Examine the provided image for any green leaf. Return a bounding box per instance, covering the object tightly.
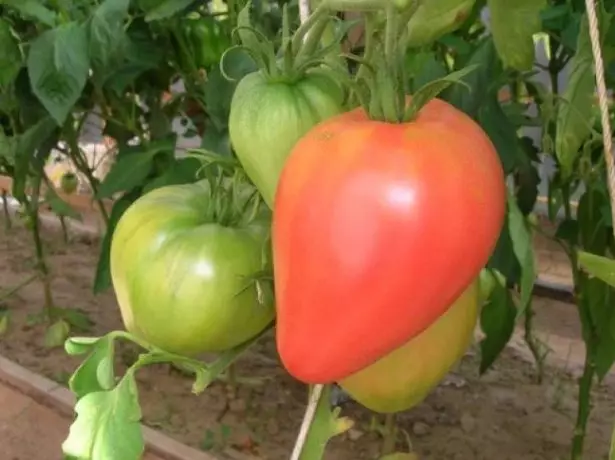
[93,193,138,293]
[487,220,521,284]
[298,385,353,460]
[488,0,547,71]
[507,193,535,317]
[88,0,131,79]
[409,52,448,92]
[142,157,201,193]
[579,276,615,379]
[0,0,56,26]
[404,65,477,120]
[0,310,11,336]
[12,117,57,202]
[62,373,144,460]
[577,187,609,254]
[144,0,196,21]
[68,335,116,399]
[96,138,176,199]
[44,319,70,348]
[54,307,93,331]
[443,38,501,118]
[0,19,22,88]
[578,251,615,288]
[477,96,523,174]
[27,22,90,125]
[479,277,517,373]
[555,10,612,177]
[44,188,82,220]
[65,337,101,356]
[406,0,476,48]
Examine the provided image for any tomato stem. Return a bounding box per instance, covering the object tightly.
[2,190,11,230]
[381,413,397,455]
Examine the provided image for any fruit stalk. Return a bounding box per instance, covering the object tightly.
[290,384,326,460]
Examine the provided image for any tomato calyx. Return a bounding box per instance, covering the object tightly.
[190,152,267,228]
[347,4,479,124]
[222,1,346,86]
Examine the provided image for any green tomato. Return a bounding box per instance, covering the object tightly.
[60,172,78,194]
[229,70,345,209]
[110,181,275,356]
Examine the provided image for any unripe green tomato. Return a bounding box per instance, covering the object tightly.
[60,172,78,195]
[110,181,276,356]
[229,70,345,208]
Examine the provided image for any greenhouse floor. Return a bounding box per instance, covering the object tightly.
[0,380,169,460]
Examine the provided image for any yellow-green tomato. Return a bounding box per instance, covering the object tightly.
[110,181,275,356]
[338,281,479,413]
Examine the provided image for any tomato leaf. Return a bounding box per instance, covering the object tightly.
[577,187,610,254]
[555,9,612,177]
[0,310,11,337]
[144,0,196,21]
[507,193,535,317]
[88,0,131,82]
[68,335,116,399]
[44,187,82,220]
[298,385,353,460]
[12,117,57,202]
[479,277,517,373]
[44,319,71,348]
[0,0,56,26]
[93,192,138,293]
[62,373,144,460]
[578,276,615,380]
[142,157,201,194]
[65,337,102,356]
[27,22,90,126]
[0,19,22,88]
[477,96,524,174]
[406,0,475,48]
[404,65,477,120]
[487,0,547,71]
[444,38,500,118]
[96,137,176,199]
[578,251,615,288]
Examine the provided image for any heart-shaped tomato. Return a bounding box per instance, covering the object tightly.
[272,98,506,383]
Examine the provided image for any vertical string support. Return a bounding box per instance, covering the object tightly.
[288,2,327,459]
[584,0,615,232]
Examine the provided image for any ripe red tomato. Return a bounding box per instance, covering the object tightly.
[272,98,506,384]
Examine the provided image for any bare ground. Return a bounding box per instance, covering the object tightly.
[0,214,614,460]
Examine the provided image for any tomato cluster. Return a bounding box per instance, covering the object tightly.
[110,35,506,415]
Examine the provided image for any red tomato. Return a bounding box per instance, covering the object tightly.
[272,98,506,384]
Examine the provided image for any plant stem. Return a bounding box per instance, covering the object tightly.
[66,128,110,227]
[59,215,69,243]
[571,343,595,460]
[523,299,545,384]
[0,273,38,302]
[290,384,326,460]
[381,413,397,456]
[27,178,54,319]
[2,190,11,230]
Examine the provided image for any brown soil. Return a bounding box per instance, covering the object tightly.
[1,215,614,460]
